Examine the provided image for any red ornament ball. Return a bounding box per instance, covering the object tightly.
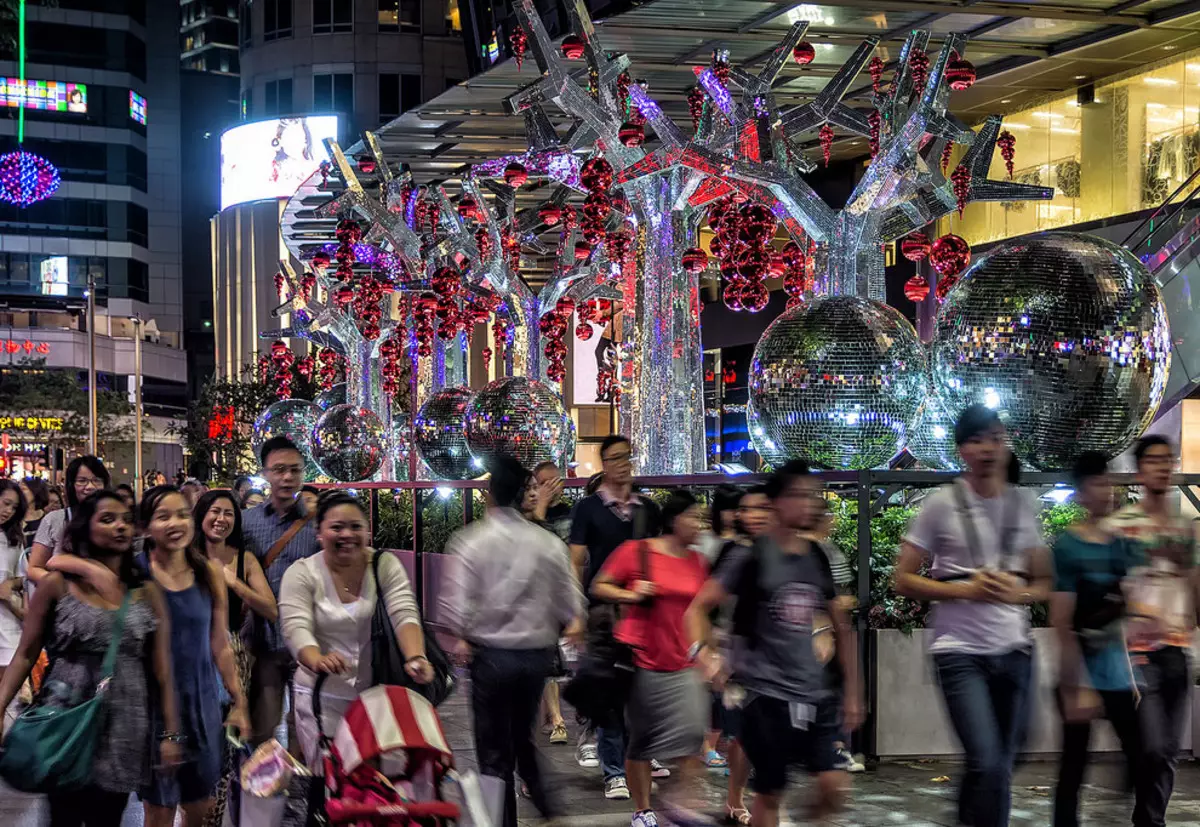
[946,55,977,92]
[538,203,562,226]
[457,195,480,221]
[580,157,614,193]
[722,283,744,312]
[792,42,816,66]
[903,274,930,302]
[357,157,377,174]
[503,161,528,188]
[574,240,593,261]
[576,323,594,341]
[900,231,931,262]
[561,34,585,60]
[741,281,770,313]
[610,193,631,216]
[930,233,971,277]
[681,247,708,274]
[619,122,645,148]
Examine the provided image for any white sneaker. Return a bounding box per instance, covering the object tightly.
[605,776,631,800]
[632,810,658,827]
[577,742,600,768]
[650,759,671,779]
[834,748,865,773]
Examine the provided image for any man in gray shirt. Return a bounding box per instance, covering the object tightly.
[441,455,584,827]
[895,404,1051,827]
[685,460,860,827]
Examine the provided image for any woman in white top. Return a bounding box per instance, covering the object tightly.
[26,456,110,585]
[280,492,433,768]
[0,480,27,684]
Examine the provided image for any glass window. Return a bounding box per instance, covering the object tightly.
[314,0,353,33]
[264,79,293,116]
[264,0,292,41]
[240,0,252,45]
[379,72,400,124]
[446,0,460,32]
[401,74,421,114]
[378,0,419,32]
[315,72,352,116]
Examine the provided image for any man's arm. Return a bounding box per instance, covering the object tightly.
[829,595,862,731]
[894,541,983,602]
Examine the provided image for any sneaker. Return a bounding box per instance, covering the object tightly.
[632,810,659,827]
[577,742,600,768]
[833,748,865,773]
[650,759,671,779]
[550,723,569,744]
[605,776,631,800]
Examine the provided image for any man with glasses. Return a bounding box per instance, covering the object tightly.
[568,435,662,800]
[242,436,320,746]
[1107,435,1195,826]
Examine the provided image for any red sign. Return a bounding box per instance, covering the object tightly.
[208,406,236,443]
[3,340,50,355]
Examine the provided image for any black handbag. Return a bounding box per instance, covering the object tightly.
[370,551,456,706]
[1073,540,1128,641]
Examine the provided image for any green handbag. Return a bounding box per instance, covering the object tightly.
[0,593,130,793]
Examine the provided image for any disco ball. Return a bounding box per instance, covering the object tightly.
[931,231,1170,470]
[747,296,926,469]
[313,382,347,411]
[252,399,322,480]
[414,386,480,480]
[310,404,387,482]
[465,376,576,469]
[907,391,959,470]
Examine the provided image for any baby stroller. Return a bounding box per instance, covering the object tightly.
[317,682,464,827]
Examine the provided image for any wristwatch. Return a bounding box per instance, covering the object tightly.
[687,641,705,662]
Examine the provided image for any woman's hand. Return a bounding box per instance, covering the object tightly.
[313,652,349,674]
[405,655,434,684]
[629,580,656,602]
[224,703,251,741]
[158,738,185,774]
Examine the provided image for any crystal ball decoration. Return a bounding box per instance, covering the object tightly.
[748,297,927,469]
[252,399,323,480]
[414,386,480,480]
[465,376,577,469]
[931,231,1170,470]
[313,382,347,411]
[907,391,960,470]
[310,404,387,481]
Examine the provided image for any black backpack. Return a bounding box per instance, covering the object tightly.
[729,537,835,647]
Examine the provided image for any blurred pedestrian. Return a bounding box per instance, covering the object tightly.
[242,489,266,510]
[299,485,320,517]
[0,480,27,698]
[442,456,582,827]
[232,475,254,506]
[1051,452,1142,827]
[115,484,137,512]
[1108,435,1195,826]
[894,405,1051,827]
[18,476,48,548]
[27,456,110,585]
[699,486,742,770]
[592,489,709,827]
[181,479,208,509]
[45,485,64,513]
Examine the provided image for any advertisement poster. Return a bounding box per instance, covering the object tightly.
[220,115,339,209]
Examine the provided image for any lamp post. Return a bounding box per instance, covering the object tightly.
[130,316,144,497]
[86,271,97,454]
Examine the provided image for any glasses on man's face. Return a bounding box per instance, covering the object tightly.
[269,464,304,477]
[602,452,632,465]
[1142,453,1179,469]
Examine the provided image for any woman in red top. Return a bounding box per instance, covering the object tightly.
[592,490,709,827]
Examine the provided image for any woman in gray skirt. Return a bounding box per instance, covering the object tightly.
[592,490,709,827]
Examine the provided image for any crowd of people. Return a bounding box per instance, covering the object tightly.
[0,407,1195,827]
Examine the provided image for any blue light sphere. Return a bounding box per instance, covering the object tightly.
[310,404,387,481]
[414,386,480,480]
[931,231,1171,470]
[0,151,61,207]
[465,376,576,470]
[313,382,347,411]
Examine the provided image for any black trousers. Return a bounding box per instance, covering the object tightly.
[48,788,130,827]
[1136,646,1190,827]
[1054,688,1141,827]
[470,645,558,827]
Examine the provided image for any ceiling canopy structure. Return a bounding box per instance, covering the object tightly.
[363,0,1200,183]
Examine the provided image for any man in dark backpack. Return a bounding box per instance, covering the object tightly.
[684,460,861,827]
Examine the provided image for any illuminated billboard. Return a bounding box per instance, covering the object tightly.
[39,256,68,296]
[129,91,146,125]
[220,115,339,210]
[0,78,87,112]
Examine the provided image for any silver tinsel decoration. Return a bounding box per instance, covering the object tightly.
[748,296,926,469]
[465,376,577,470]
[391,420,412,482]
[414,386,481,481]
[310,403,387,481]
[313,382,348,411]
[252,399,323,480]
[932,231,1170,470]
[907,390,960,470]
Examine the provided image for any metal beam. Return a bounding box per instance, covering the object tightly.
[737,2,801,33]
[1150,0,1200,24]
[1047,23,1137,56]
[673,39,722,65]
[966,16,1017,37]
[733,0,1151,27]
[883,13,945,39]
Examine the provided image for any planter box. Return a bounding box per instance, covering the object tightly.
[872,628,1193,758]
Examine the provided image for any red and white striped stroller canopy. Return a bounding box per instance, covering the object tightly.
[332,685,454,776]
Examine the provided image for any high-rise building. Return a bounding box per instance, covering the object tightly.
[182,0,242,75]
[0,0,187,480]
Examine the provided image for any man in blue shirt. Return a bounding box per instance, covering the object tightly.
[1050,451,1142,827]
[241,436,320,746]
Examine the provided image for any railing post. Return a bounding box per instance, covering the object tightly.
[413,488,424,607]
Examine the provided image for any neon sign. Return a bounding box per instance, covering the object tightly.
[0,415,63,431]
[2,340,51,355]
[0,78,87,113]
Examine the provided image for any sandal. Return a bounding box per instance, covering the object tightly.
[724,805,751,826]
[705,749,728,769]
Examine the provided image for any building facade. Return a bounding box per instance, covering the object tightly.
[0,0,186,480]
[182,0,241,75]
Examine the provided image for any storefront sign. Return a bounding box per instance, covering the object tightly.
[0,415,63,431]
[2,340,51,355]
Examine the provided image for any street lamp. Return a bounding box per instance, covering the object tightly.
[129,316,144,497]
[86,272,97,454]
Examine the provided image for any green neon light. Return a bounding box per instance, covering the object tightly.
[18,0,25,143]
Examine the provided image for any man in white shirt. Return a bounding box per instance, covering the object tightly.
[441,455,585,827]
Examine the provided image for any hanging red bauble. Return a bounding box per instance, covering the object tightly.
[936,275,959,302]
[580,157,614,193]
[867,109,881,159]
[792,42,815,65]
[581,219,605,244]
[333,286,354,309]
[903,274,930,302]
[713,58,731,86]
[311,252,330,272]
[687,86,705,132]
[583,191,611,220]
[271,340,288,359]
[869,56,886,94]
[357,157,377,174]
[619,122,644,148]
[708,235,727,260]
[576,323,594,341]
[736,249,770,281]
[605,230,631,265]
[510,25,528,70]
[681,247,708,274]
[482,346,492,370]
[457,195,480,222]
[998,130,1016,179]
[300,272,316,303]
[722,282,744,312]
[909,48,930,91]
[900,231,931,262]
[538,203,562,226]
[819,124,834,167]
[931,234,971,277]
[941,143,953,175]
[561,34,585,60]
[769,252,787,277]
[951,163,972,217]
[610,192,631,216]
[503,161,528,188]
[946,54,977,92]
[741,281,770,313]
[274,272,287,298]
[574,240,592,261]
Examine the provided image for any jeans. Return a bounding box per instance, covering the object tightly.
[1054,688,1141,827]
[1135,646,1190,827]
[470,646,559,827]
[933,649,1033,827]
[597,719,627,781]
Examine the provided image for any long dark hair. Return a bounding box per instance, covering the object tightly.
[140,485,210,593]
[65,455,110,509]
[191,490,245,556]
[64,490,144,588]
[22,476,49,511]
[0,480,26,548]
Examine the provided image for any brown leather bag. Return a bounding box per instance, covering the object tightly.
[263,514,312,571]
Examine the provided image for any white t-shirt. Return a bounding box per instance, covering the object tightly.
[904,480,1044,655]
[0,532,24,665]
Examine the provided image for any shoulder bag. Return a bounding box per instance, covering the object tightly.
[369,551,456,706]
[0,593,130,793]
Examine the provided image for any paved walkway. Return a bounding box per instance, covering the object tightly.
[6,685,1200,826]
